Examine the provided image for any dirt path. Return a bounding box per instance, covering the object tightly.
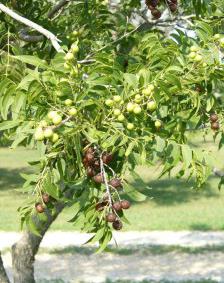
[3,251,224,282]
[2,231,224,249]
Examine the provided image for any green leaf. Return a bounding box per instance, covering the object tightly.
[13,55,48,68]
[0,120,21,131]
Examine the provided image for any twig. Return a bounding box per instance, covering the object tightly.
[0,3,64,52]
[48,0,71,19]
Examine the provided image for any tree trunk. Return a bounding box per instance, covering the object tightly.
[12,202,65,283]
[0,252,10,283]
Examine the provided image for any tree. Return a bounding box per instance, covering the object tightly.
[0,0,224,282]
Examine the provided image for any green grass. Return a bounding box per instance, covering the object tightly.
[1,132,224,231]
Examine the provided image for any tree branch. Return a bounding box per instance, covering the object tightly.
[0,3,64,52]
[0,252,10,283]
[48,0,71,19]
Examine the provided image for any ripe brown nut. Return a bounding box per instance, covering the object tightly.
[210,113,218,123]
[35,203,44,213]
[112,220,123,230]
[42,193,50,204]
[169,3,177,12]
[85,153,95,164]
[93,173,104,184]
[211,122,220,131]
[102,152,113,164]
[86,167,96,177]
[82,157,88,168]
[121,200,131,210]
[106,213,117,223]
[109,178,122,189]
[151,9,161,19]
[93,159,100,169]
[146,0,158,7]
[113,201,123,212]
[95,201,108,212]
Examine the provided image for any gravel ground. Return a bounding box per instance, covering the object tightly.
[2,231,224,283]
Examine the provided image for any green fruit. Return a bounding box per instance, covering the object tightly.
[55,91,63,97]
[34,128,45,141]
[52,115,62,125]
[51,133,59,143]
[135,94,142,103]
[65,52,74,61]
[69,107,78,116]
[44,127,53,138]
[147,101,157,111]
[202,62,207,67]
[117,114,125,122]
[48,111,58,120]
[190,46,199,52]
[114,109,121,116]
[127,123,134,130]
[194,54,202,62]
[70,68,78,77]
[126,102,134,112]
[71,44,79,54]
[214,34,221,40]
[105,99,113,107]
[39,120,48,128]
[64,62,71,70]
[72,30,79,37]
[155,120,162,129]
[65,99,73,106]
[220,38,224,48]
[142,84,154,96]
[188,52,196,59]
[133,105,142,114]
[113,95,122,102]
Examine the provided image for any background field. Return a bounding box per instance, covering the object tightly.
[1,132,224,232]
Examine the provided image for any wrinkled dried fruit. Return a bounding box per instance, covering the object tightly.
[35,203,44,213]
[112,220,123,230]
[106,213,117,223]
[121,200,131,209]
[113,201,122,212]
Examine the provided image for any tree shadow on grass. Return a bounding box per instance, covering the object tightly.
[127,175,219,206]
[0,168,29,191]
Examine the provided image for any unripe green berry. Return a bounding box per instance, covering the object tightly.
[190,46,199,52]
[105,99,114,107]
[126,102,134,112]
[194,54,202,62]
[214,34,221,40]
[188,52,196,59]
[64,63,71,70]
[147,101,157,112]
[52,115,62,125]
[135,94,142,103]
[220,38,224,48]
[69,107,78,116]
[48,111,58,120]
[65,99,73,106]
[133,105,142,114]
[65,52,74,61]
[34,128,45,141]
[71,44,79,54]
[117,114,125,122]
[113,95,122,102]
[155,120,162,129]
[51,133,59,143]
[114,109,121,116]
[44,127,53,138]
[127,123,134,130]
[39,120,48,128]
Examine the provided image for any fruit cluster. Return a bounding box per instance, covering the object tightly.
[105,84,162,131]
[64,41,80,77]
[34,104,78,142]
[145,0,178,19]
[210,113,220,131]
[35,193,50,213]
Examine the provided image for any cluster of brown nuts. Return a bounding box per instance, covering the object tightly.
[145,0,178,19]
[35,193,50,213]
[210,113,220,131]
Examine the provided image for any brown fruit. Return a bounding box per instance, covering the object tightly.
[210,113,218,123]
[151,9,161,19]
[42,193,50,204]
[86,167,96,177]
[211,122,220,131]
[121,200,131,210]
[84,147,94,154]
[93,173,104,184]
[113,201,122,212]
[106,213,117,223]
[35,203,44,213]
[93,159,100,169]
[112,220,123,230]
[85,153,95,164]
[169,3,177,12]
[146,0,158,7]
[102,152,113,164]
[95,201,108,211]
[109,178,122,189]
[82,157,88,168]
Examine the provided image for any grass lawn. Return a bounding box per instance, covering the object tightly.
[1,132,224,232]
